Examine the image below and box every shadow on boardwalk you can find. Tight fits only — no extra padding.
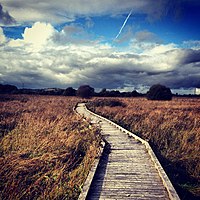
[86,142,111,200]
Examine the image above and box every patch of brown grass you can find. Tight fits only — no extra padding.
[88,97,200,199]
[0,95,101,200]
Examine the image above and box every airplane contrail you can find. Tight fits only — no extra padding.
[115,9,133,39]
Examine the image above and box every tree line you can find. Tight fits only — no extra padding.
[0,84,143,98]
[1,83,199,100]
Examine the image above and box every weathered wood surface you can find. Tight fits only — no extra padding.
[76,103,180,200]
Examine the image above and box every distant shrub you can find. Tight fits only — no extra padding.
[147,84,172,100]
[63,87,76,96]
[76,85,94,98]
[0,84,18,94]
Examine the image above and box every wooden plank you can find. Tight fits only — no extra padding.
[76,103,180,200]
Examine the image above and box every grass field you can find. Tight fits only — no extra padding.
[88,97,200,199]
[1,95,199,200]
[0,95,101,200]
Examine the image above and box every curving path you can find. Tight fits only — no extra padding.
[76,103,180,200]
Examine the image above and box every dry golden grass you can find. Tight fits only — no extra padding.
[88,97,200,199]
[0,95,101,200]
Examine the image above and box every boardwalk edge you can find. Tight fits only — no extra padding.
[144,142,180,200]
[78,141,105,200]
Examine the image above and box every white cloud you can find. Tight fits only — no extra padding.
[137,43,186,72]
[145,43,177,55]
[0,27,6,43]
[182,40,200,50]
[195,88,200,95]
[23,22,55,46]
[1,21,200,90]
[8,22,56,51]
[129,39,177,55]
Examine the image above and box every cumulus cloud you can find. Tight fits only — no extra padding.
[0,3,16,25]
[0,21,200,91]
[8,22,56,51]
[23,22,55,45]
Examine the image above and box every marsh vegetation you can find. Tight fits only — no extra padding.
[0,95,101,200]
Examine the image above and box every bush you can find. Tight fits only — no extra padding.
[76,85,94,98]
[63,87,76,96]
[0,84,18,94]
[147,84,172,100]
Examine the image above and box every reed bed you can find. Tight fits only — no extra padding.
[0,95,101,200]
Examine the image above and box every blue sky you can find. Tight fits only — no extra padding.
[0,0,200,93]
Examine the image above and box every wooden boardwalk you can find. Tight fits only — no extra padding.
[76,103,180,200]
